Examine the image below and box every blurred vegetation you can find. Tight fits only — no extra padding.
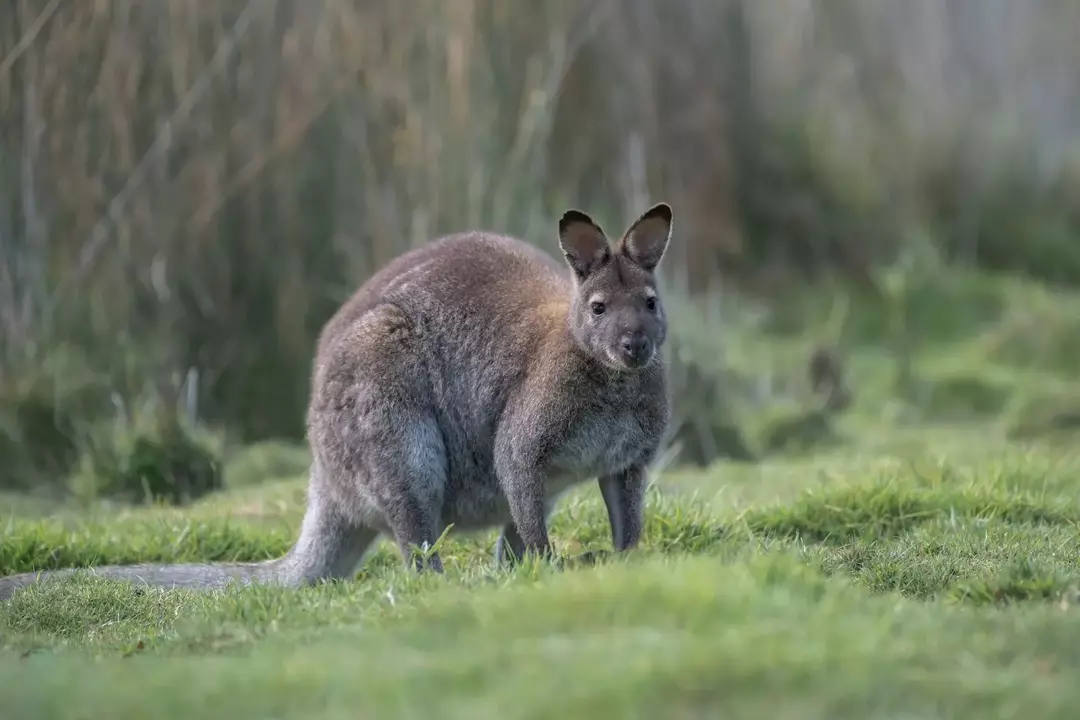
[2,0,1080,499]
[67,408,224,507]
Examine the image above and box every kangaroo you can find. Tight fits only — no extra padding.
[0,203,674,600]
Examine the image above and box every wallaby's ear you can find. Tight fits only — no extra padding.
[559,209,610,279]
[619,202,672,272]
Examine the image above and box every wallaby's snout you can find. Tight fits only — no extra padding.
[557,202,673,373]
[618,330,652,368]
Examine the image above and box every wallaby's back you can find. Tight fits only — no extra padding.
[315,231,569,361]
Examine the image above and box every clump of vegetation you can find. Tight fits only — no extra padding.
[756,406,845,456]
[68,408,225,507]
[967,285,1080,378]
[947,557,1076,606]
[754,346,854,456]
[1003,386,1080,441]
[667,360,757,466]
[0,351,108,494]
[910,371,1016,420]
[0,386,80,494]
[661,288,758,467]
[223,440,312,488]
[696,340,838,459]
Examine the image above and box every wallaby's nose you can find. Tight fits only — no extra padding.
[619,332,651,366]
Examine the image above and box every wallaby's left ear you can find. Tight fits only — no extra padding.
[559,209,611,279]
[619,202,672,272]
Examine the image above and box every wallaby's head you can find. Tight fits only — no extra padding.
[558,203,673,372]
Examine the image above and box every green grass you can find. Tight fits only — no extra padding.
[2,424,1080,718]
[5,191,1080,718]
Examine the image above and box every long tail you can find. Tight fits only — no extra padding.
[1,463,382,601]
[0,558,295,601]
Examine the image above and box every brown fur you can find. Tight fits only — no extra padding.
[0,203,675,599]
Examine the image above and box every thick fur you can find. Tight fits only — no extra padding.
[0,203,674,599]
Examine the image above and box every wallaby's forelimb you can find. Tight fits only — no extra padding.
[599,465,648,552]
[502,482,553,561]
[493,427,556,561]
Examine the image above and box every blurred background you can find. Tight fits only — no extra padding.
[3,0,1080,506]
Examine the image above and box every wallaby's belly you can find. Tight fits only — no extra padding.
[435,406,651,532]
[436,428,505,530]
[437,467,586,532]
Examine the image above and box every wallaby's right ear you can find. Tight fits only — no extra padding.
[558,209,610,279]
[619,202,673,272]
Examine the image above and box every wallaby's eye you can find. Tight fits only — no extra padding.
[645,296,657,312]
[590,301,606,316]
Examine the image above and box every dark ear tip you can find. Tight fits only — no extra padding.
[642,202,673,223]
[559,209,596,234]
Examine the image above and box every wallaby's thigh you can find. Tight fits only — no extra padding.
[314,403,449,570]
[362,408,448,570]
[311,303,450,570]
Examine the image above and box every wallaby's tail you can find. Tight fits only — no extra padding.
[1,462,383,601]
[0,558,293,601]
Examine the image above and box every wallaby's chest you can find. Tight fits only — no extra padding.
[551,399,662,480]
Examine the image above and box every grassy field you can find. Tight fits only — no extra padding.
[3,272,1080,718]
[1,420,1079,719]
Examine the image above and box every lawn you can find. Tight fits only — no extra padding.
[1,422,1079,719]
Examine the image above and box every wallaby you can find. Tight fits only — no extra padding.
[0,203,675,600]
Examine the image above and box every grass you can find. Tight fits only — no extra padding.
[1,423,1080,718]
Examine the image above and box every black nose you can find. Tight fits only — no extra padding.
[619,333,651,364]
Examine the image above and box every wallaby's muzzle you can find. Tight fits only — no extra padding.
[617,331,653,369]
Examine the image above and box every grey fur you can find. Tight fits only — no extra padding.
[0,203,674,600]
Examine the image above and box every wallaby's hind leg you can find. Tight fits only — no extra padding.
[309,303,448,574]
[384,492,445,572]
[364,414,448,573]
[494,500,556,566]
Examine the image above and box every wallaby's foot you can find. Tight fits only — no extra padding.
[494,523,562,568]
[382,485,445,573]
[494,503,560,567]
[494,523,520,566]
[385,500,445,573]
[400,545,445,573]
